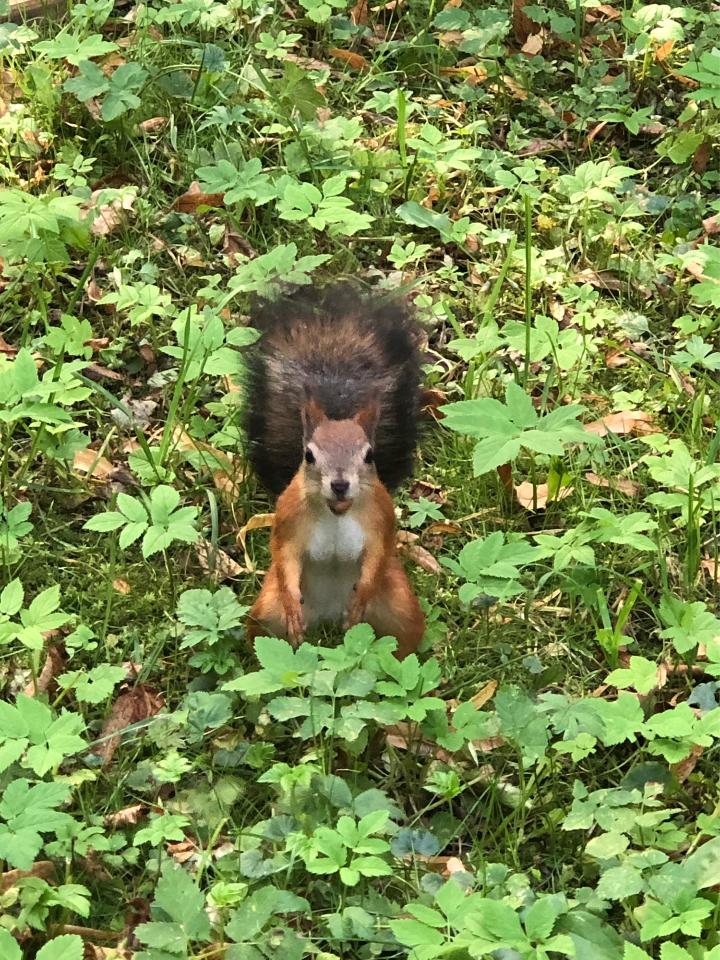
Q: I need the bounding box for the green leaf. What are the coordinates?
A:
[0,578,23,616]
[597,864,644,901]
[83,510,126,532]
[36,935,84,960]
[153,861,211,941]
[63,59,108,101]
[523,894,566,941]
[606,657,658,695]
[0,930,21,960]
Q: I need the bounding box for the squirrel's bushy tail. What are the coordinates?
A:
[243,284,424,496]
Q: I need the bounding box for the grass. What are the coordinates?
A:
[1,0,720,956]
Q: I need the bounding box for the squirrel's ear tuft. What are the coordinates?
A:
[354,398,380,441]
[301,392,327,440]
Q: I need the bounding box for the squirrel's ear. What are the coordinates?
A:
[354,398,380,441]
[301,393,327,440]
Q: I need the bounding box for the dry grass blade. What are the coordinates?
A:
[237,513,275,571]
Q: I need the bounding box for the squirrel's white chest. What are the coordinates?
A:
[303,513,365,625]
[306,513,365,563]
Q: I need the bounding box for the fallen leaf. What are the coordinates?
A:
[173,180,225,214]
[104,804,147,828]
[585,472,641,497]
[402,542,442,574]
[693,141,710,174]
[518,137,567,157]
[439,64,488,85]
[574,267,623,291]
[0,333,17,356]
[701,557,720,583]
[237,513,275,571]
[703,214,720,236]
[167,839,198,863]
[85,337,110,352]
[426,521,462,536]
[421,388,447,417]
[605,345,633,368]
[83,362,124,381]
[498,75,528,99]
[496,463,514,496]
[23,644,66,697]
[110,396,157,430]
[512,0,540,43]
[521,33,543,55]
[385,722,453,761]
[93,685,164,766]
[585,2,621,19]
[85,278,103,303]
[139,116,168,133]
[327,47,371,70]
[73,448,115,481]
[350,0,369,23]
[438,30,464,46]
[223,228,256,266]
[671,743,703,783]
[654,39,674,62]
[514,481,572,510]
[284,53,332,71]
[112,578,131,595]
[470,679,498,709]
[1,861,55,892]
[196,537,244,581]
[82,189,136,237]
[584,410,659,437]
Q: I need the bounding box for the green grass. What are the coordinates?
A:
[2,0,720,956]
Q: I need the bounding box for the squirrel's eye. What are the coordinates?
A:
[304,448,315,465]
[364,448,375,464]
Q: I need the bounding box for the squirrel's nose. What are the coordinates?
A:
[331,480,350,500]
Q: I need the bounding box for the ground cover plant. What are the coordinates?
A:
[1,0,720,955]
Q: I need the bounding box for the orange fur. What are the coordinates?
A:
[247,472,424,659]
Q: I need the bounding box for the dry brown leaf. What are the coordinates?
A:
[584,410,658,437]
[496,462,514,496]
[82,189,136,237]
[384,722,453,761]
[196,536,244,581]
[85,337,110,352]
[574,267,624,291]
[73,448,115,481]
[693,141,710,174]
[703,214,720,236]
[421,388,446,417]
[93,685,164,766]
[605,346,634,368]
[521,33,543,55]
[402,542,441,575]
[173,181,225,214]
[105,804,147,828]
[285,53,332,71]
[111,579,131,596]
[585,472,641,497]
[438,29,465,46]
[514,481,572,510]
[470,679,498,709]
[499,75,528,99]
[1,861,55,892]
[439,64,488,85]
[327,47,371,70]
[350,0,369,23]
[168,839,199,863]
[512,0,540,43]
[84,362,124,382]
[23,644,66,697]
[426,521,462,536]
[237,512,275,571]
[0,334,17,356]
[139,116,168,133]
[701,557,720,583]
[654,39,675,62]
[671,743,703,783]
[223,228,256,266]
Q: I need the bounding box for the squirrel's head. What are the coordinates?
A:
[301,395,379,515]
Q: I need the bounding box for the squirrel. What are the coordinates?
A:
[243,284,426,659]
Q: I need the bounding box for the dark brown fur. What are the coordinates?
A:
[243,284,423,496]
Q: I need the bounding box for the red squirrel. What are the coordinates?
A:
[243,285,425,659]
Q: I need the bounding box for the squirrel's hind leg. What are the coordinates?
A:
[364,557,425,660]
[247,567,301,648]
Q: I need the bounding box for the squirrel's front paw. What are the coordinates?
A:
[343,596,366,630]
[284,600,305,645]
